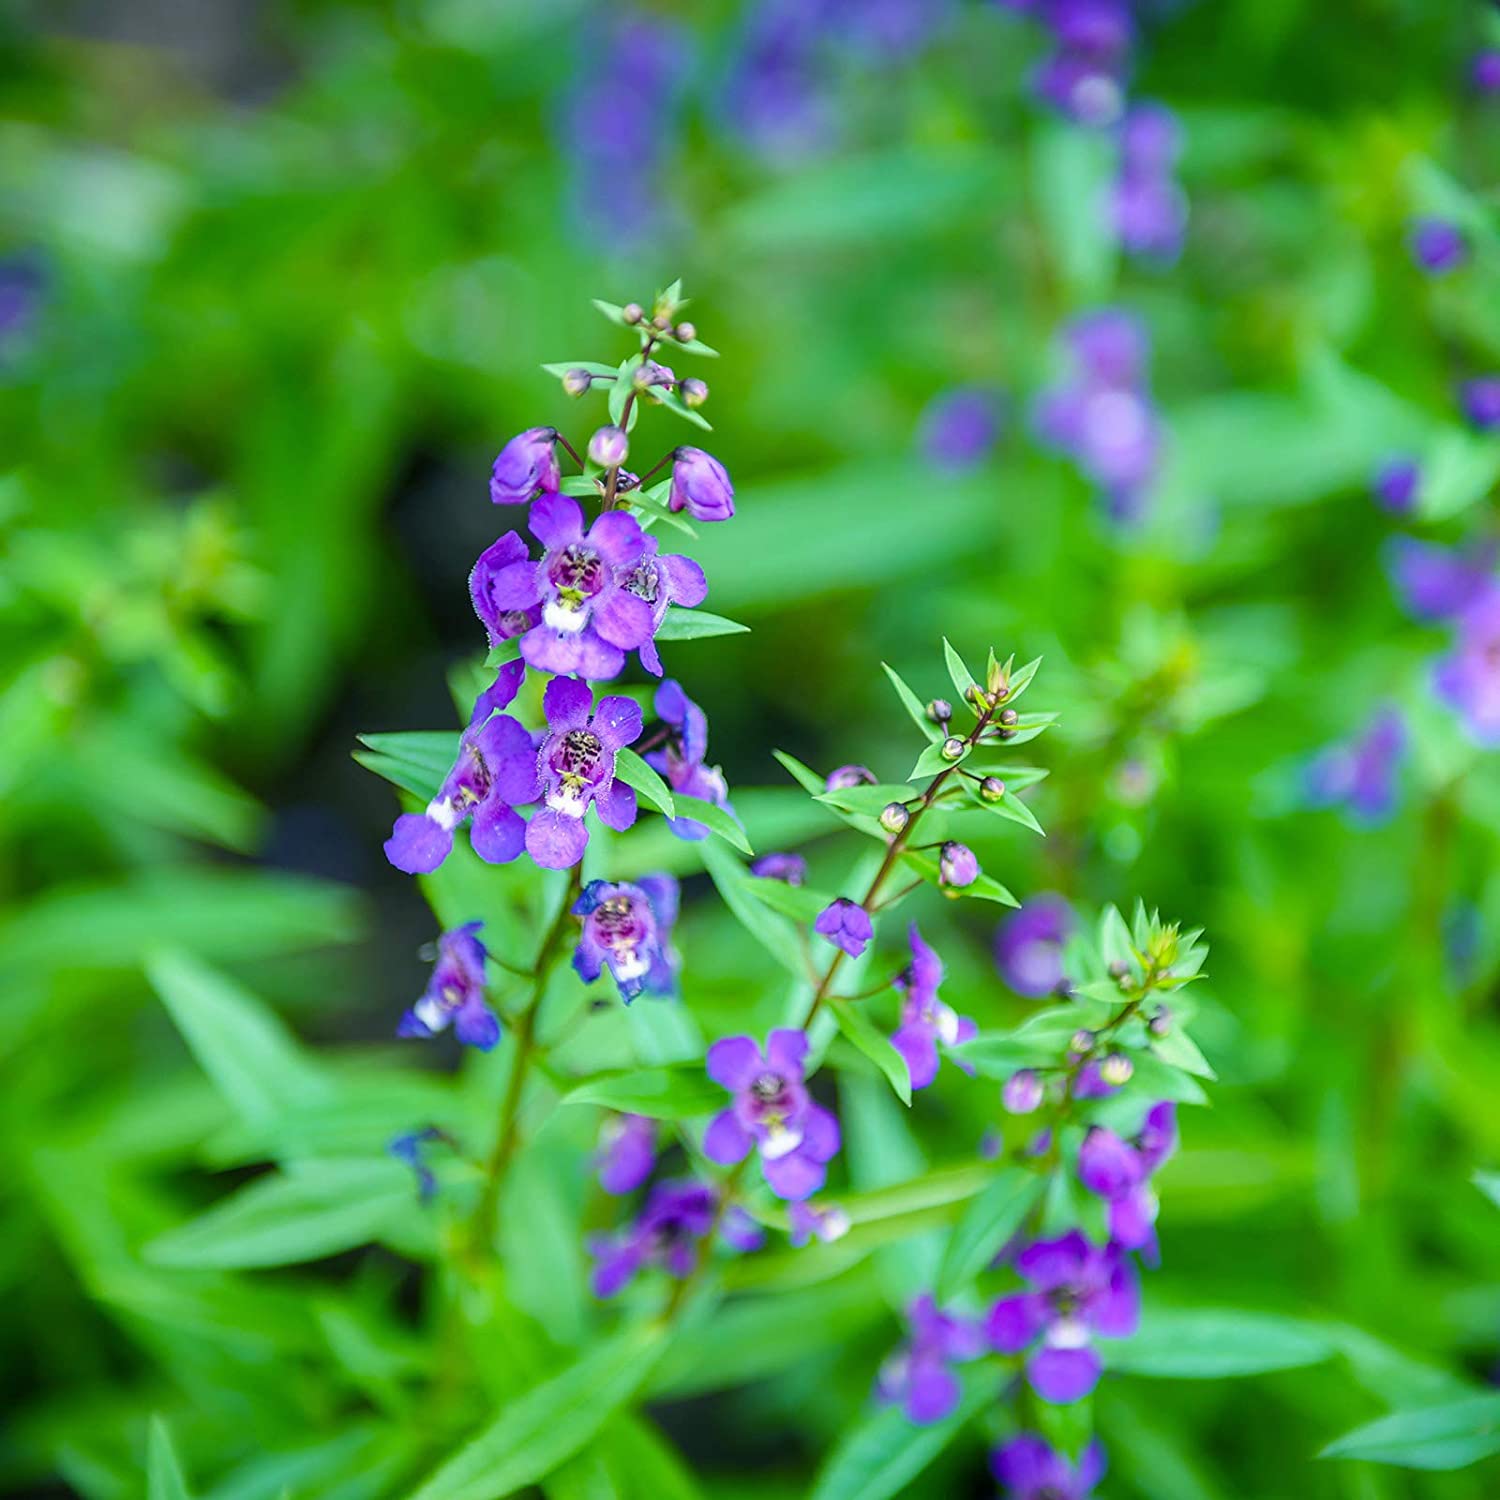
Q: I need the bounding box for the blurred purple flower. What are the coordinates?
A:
[397,922,499,1050]
[788,1199,851,1247]
[876,1294,986,1424]
[918,387,1004,471]
[1371,456,1420,516]
[995,894,1075,996]
[750,851,808,884]
[1409,217,1468,275]
[1434,591,1500,745]
[595,1114,657,1195]
[1386,537,1497,623]
[588,1179,729,1297]
[992,1434,1106,1499]
[1304,707,1406,826]
[1460,377,1500,431]
[890,923,977,1089]
[815,897,873,957]
[573,875,679,1001]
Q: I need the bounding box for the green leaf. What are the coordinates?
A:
[817,782,917,816]
[144,1159,411,1269]
[1002,655,1043,704]
[653,608,750,642]
[608,356,638,425]
[647,384,713,431]
[1321,1394,1500,1471]
[1109,1308,1336,1379]
[673,793,752,854]
[745,875,835,923]
[147,950,332,1128]
[775,748,830,794]
[562,1066,723,1120]
[948,1033,1060,1077]
[1151,1027,1217,1080]
[591,299,633,328]
[935,1167,1047,1300]
[882,662,942,742]
[899,851,1017,907]
[809,1367,1002,1500]
[701,840,805,976]
[409,1323,667,1500]
[625,491,700,538]
[354,730,458,802]
[148,1417,193,1500]
[828,998,912,1106]
[613,747,676,819]
[942,638,979,703]
[1032,123,1116,302]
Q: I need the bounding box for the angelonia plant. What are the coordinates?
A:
[360,285,1219,1496]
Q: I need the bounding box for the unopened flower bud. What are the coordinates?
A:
[1107,959,1129,979]
[987,658,1009,698]
[940,736,966,761]
[652,313,672,331]
[999,708,1019,726]
[927,698,953,723]
[826,764,877,791]
[674,321,696,342]
[622,302,644,325]
[879,802,910,835]
[1069,1028,1096,1057]
[1002,1069,1043,1114]
[1099,1052,1134,1087]
[588,425,629,468]
[562,367,593,397]
[681,377,709,407]
[980,776,1006,803]
[1147,1007,1172,1038]
[938,840,979,889]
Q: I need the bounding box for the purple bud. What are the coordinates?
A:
[1078,1125,1142,1200]
[588,424,630,467]
[826,764,877,791]
[940,735,966,761]
[622,302,644,324]
[879,801,910,834]
[1409,218,1468,275]
[1002,1069,1043,1114]
[562,368,592,397]
[1372,456,1420,515]
[681,377,709,407]
[1099,1051,1134,1086]
[980,776,1006,803]
[927,698,953,723]
[674,321,697,342]
[814,897,873,958]
[1474,50,1500,94]
[750,851,808,885]
[669,447,735,522]
[938,841,979,889]
[1460,377,1500,432]
[489,427,561,505]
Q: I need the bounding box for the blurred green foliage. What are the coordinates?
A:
[3,1,1500,1496]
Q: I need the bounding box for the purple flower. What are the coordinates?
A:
[470,531,541,646]
[992,1435,1106,1500]
[1111,103,1187,261]
[995,895,1074,997]
[587,1179,718,1297]
[572,875,679,1001]
[0,253,46,353]
[1304,707,1406,826]
[594,1113,657,1195]
[1435,591,1500,745]
[1409,217,1468,275]
[1386,537,1497,623]
[918,387,1003,471]
[520,676,642,869]
[1003,1069,1044,1114]
[750,851,808,884]
[485,493,654,680]
[669,447,735,522]
[1474,50,1500,94]
[938,841,979,889]
[1077,1104,1177,1262]
[397,921,499,1050]
[389,1128,448,1203]
[788,1199,850,1248]
[1035,310,1161,521]
[890,924,977,1090]
[619,535,708,676]
[876,1295,986,1425]
[702,1029,841,1201]
[815,897,873,958]
[644,679,736,840]
[1460,376,1500,432]
[1073,1060,1121,1100]
[1372,456,1420,516]
[986,1231,1140,1402]
[1118,100,1181,173]
[489,427,561,505]
[384,663,533,874]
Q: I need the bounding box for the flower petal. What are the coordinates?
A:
[384,814,452,874]
[702,1107,752,1165]
[1027,1345,1101,1404]
[525,806,588,869]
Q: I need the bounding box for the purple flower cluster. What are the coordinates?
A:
[703,1029,842,1200]
[993,1435,1106,1499]
[1007,0,1136,128]
[396,921,499,1051]
[1112,101,1187,262]
[995,894,1075,996]
[1035,310,1162,523]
